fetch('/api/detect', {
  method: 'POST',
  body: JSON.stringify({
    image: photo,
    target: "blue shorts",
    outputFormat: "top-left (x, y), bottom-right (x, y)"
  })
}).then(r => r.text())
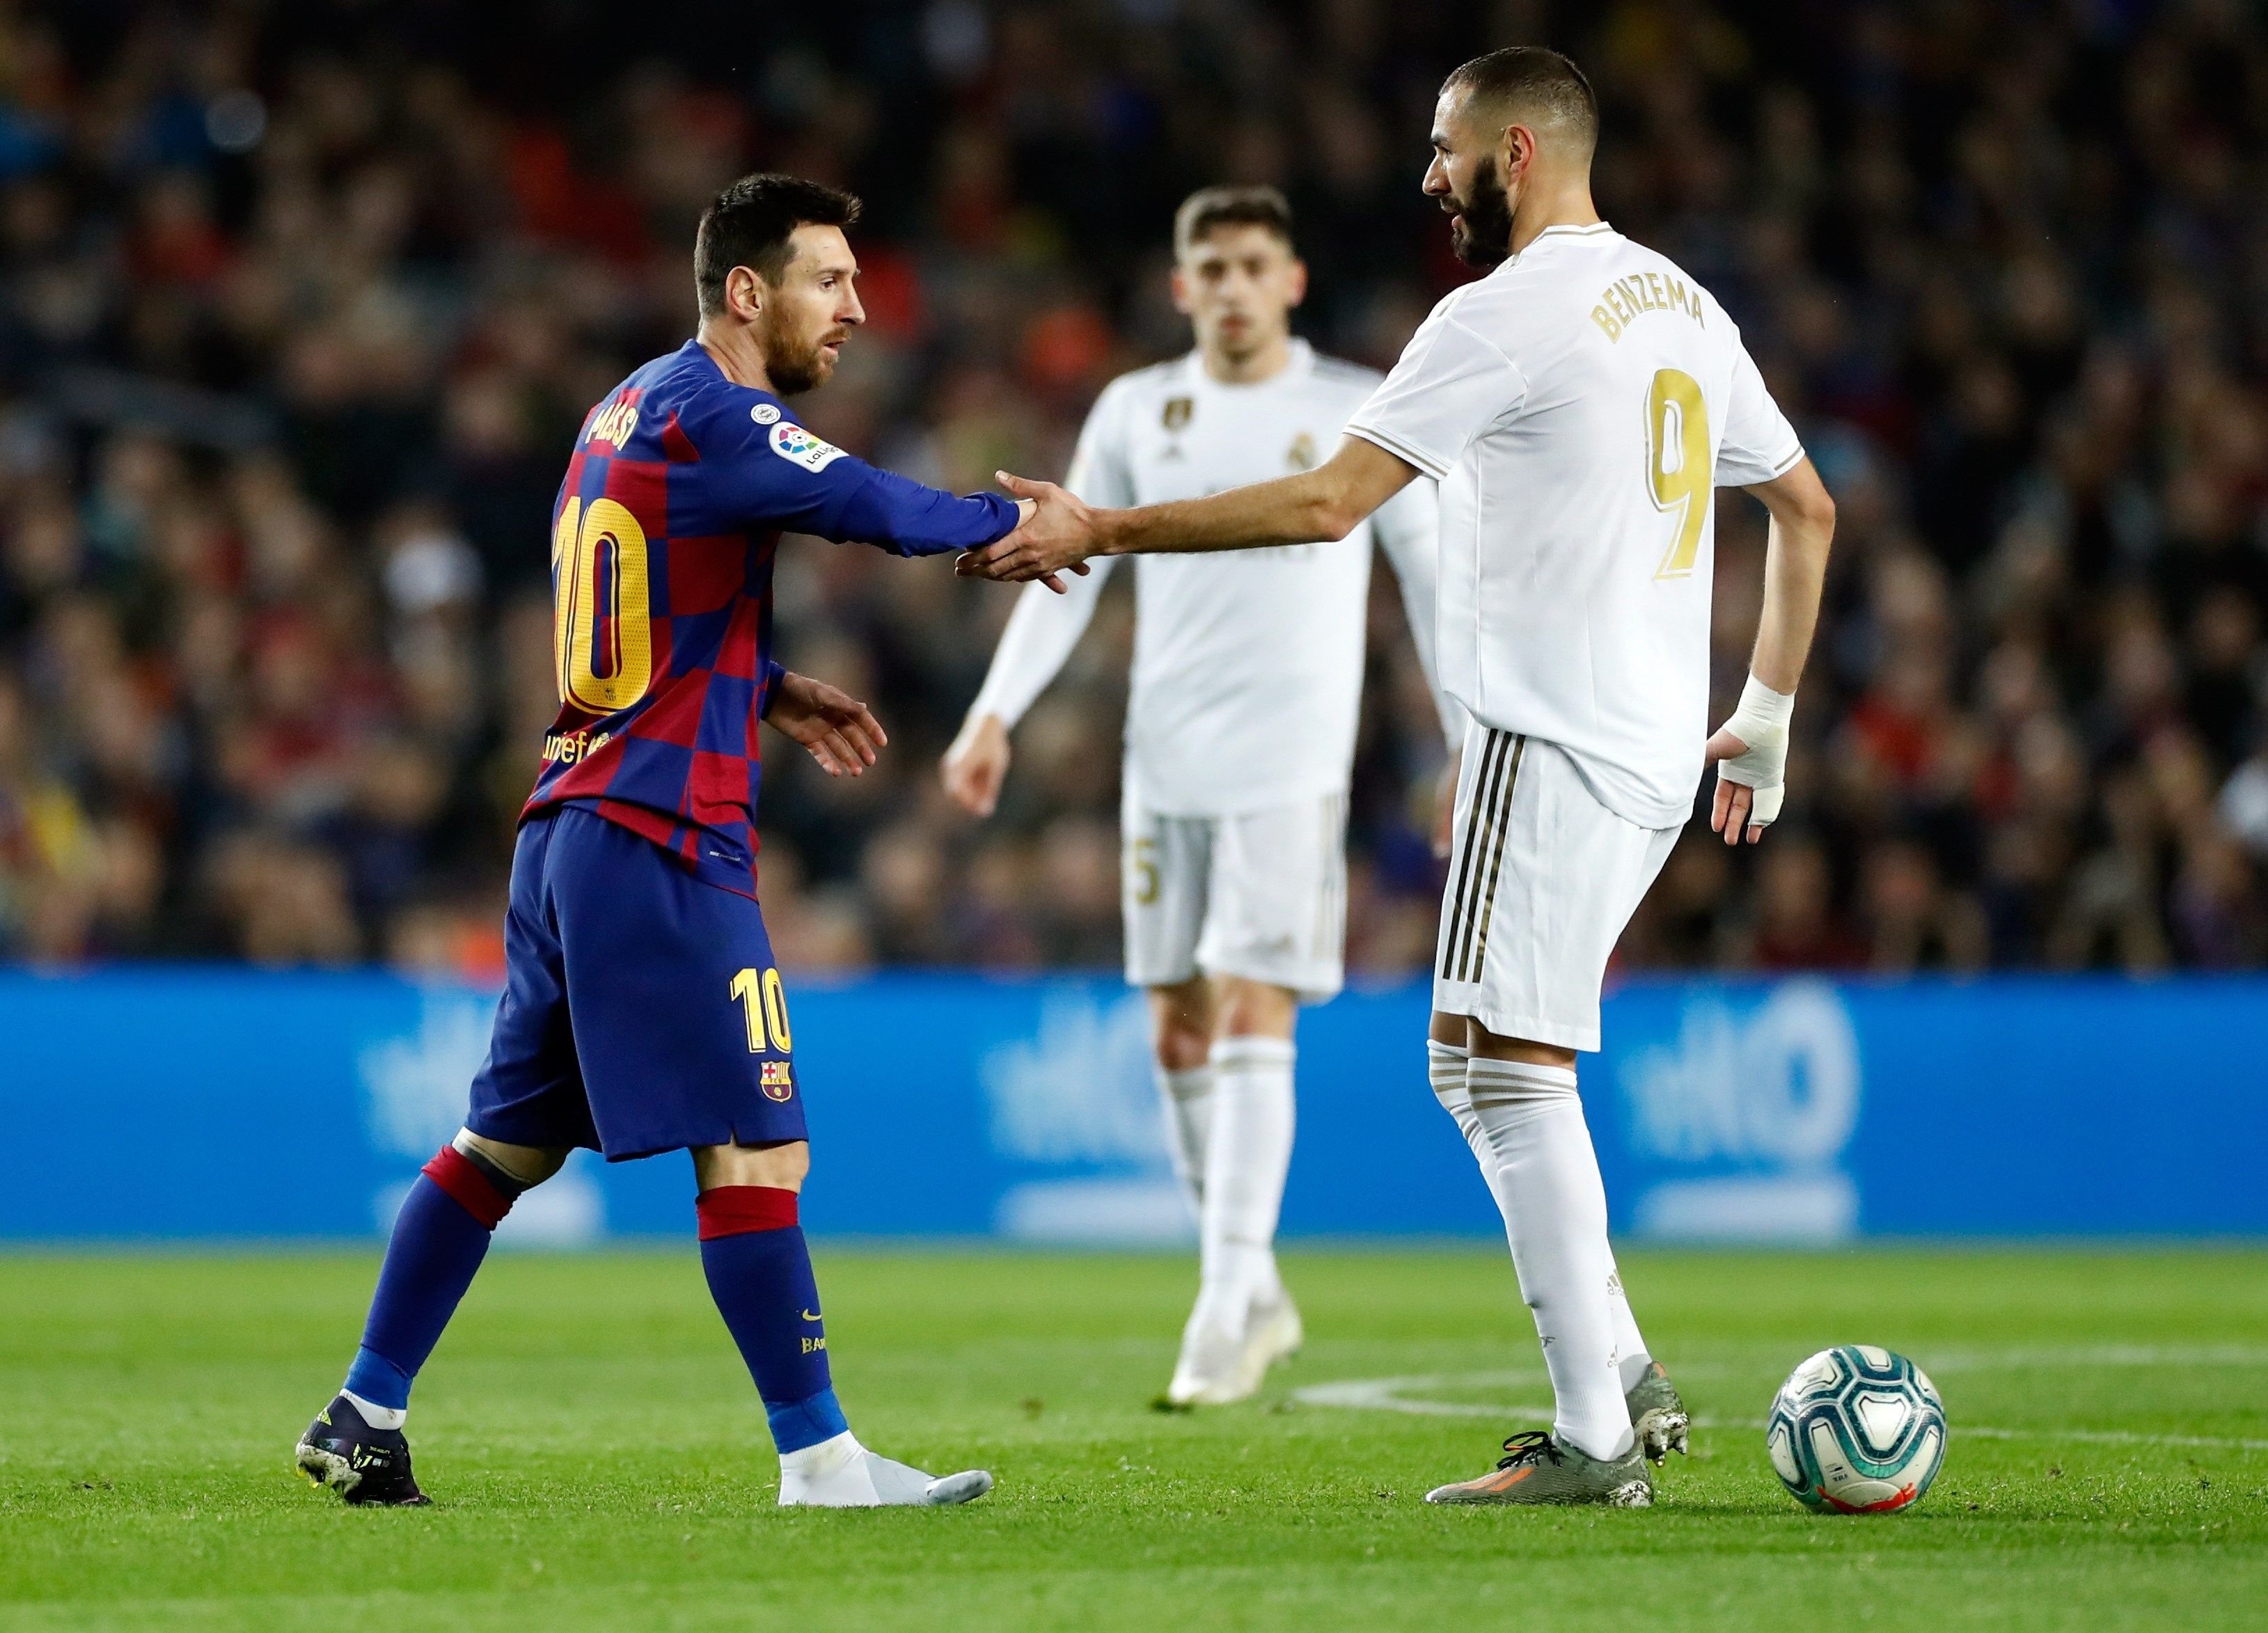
top-left (465, 806), bottom-right (806, 1160)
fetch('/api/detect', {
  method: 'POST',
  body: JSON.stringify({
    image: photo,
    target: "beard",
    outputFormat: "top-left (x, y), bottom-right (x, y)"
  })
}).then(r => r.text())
top-left (759, 308), bottom-right (843, 396)
top-left (1449, 157), bottom-right (1515, 268)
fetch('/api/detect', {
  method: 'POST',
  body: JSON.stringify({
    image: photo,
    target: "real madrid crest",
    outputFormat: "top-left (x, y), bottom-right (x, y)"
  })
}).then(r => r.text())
top-left (1162, 397), bottom-right (1193, 432)
top-left (1286, 432), bottom-right (1316, 471)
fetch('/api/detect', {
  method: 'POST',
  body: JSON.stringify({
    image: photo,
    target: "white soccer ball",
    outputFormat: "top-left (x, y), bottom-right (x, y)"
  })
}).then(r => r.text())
top-left (1765, 1345), bottom-right (1946, 1514)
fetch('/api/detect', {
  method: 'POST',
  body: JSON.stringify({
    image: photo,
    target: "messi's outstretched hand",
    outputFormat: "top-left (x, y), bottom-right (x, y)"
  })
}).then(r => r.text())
top-left (958, 473), bottom-right (1098, 592)
top-left (767, 670), bottom-right (886, 778)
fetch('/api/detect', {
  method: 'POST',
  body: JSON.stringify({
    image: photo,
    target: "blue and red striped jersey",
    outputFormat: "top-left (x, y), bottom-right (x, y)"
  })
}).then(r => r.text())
top-left (524, 340), bottom-right (1019, 894)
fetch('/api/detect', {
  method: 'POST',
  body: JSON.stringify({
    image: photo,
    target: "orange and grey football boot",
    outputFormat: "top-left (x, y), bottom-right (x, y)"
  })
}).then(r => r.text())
top-left (1424, 1429), bottom-right (1653, 1507)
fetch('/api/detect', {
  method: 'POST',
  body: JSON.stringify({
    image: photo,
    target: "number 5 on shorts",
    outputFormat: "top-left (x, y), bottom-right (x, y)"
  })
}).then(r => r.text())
top-left (1131, 837), bottom-right (1160, 906)
top-left (729, 967), bottom-right (794, 1053)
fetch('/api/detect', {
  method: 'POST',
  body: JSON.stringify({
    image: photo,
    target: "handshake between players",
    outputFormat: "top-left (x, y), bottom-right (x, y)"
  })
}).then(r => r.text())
top-left (961, 448), bottom-right (1811, 850)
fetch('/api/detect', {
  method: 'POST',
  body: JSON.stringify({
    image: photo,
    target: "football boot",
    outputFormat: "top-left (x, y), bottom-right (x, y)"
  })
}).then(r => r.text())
top-left (778, 1433), bottom-right (992, 1507)
top-left (1161, 1288), bottom-right (1302, 1407)
top-left (294, 1394), bottom-right (430, 1506)
top-left (1424, 1430), bottom-right (1653, 1507)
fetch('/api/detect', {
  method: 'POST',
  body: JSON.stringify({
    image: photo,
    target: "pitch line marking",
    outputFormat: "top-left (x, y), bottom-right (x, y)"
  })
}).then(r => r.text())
top-left (1291, 1371), bottom-right (2268, 1453)
top-left (1295, 1372), bottom-right (1538, 1419)
top-left (1911, 1344), bottom-right (2268, 1373)
top-left (1571, 1344), bottom-right (2268, 1378)
top-left (1325, 1346), bottom-right (2268, 1389)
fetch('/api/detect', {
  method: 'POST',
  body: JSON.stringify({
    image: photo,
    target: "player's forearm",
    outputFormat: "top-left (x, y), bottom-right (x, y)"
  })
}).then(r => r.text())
top-left (1747, 507), bottom-right (1832, 694)
top-left (1091, 467), bottom-right (1352, 558)
top-left (840, 469), bottom-right (1021, 557)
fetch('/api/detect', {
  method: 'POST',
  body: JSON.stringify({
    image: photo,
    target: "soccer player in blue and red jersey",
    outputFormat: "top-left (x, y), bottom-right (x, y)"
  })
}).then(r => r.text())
top-left (296, 175), bottom-right (1037, 1509)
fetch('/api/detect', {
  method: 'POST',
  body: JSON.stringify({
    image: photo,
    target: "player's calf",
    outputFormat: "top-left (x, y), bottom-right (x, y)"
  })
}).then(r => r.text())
top-left (1149, 977), bottom-right (1219, 1209)
top-left (295, 1133), bottom-right (559, 1505)
top-left (692, 1162), bottom-right (993, 1508)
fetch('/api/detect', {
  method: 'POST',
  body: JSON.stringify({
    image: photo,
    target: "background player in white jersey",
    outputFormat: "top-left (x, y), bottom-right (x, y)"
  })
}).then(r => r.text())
top-left (961, 48), bottom-right (1838, 1504)
top-left (940, 187), bottom-right (1463, 1407)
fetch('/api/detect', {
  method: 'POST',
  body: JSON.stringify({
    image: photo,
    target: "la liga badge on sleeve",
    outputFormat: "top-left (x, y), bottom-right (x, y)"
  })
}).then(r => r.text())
top-left (769, 421), bottom-right (846, 471)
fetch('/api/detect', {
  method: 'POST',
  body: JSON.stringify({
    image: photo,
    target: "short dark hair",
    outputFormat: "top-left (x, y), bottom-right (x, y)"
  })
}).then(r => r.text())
top-left (1442, 47), bottom-right (1599, 157)
top-left (1172, 184), bottom-right (1296, 258)
top-left (695, 173), bottom-right (863, 317)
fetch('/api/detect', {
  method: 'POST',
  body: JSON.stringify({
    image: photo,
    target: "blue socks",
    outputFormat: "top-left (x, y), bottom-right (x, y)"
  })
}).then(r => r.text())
top-left (337, 1160), bottom-right (846, 1457)
top-left (696, 1186), bottom-right (848, 1453)
top-left (342, 1146), bottom-right (521, 1413)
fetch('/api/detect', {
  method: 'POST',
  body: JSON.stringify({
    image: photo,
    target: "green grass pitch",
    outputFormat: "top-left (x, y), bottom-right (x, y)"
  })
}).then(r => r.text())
top-left (1, 1246), bottom-right (2263, 1630)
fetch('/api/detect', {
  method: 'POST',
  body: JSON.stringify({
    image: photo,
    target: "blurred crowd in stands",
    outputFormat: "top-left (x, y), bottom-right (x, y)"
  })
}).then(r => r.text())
top-left (1, 0), bottom-right (2265, 977)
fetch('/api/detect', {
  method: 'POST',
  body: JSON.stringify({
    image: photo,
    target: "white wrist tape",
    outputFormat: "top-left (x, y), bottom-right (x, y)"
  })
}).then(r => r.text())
top-left (1714, 675), bottom-right (1795, 826)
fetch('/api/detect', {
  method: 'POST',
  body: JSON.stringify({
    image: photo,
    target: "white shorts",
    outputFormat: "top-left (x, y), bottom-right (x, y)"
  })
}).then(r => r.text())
top-left (1433, 725), bottom-right (1680, 1052)
top-left (1122, 787), bottom-right (1348, 1003)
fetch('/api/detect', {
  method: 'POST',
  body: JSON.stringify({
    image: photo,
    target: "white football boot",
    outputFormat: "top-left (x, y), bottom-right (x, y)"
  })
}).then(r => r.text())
top-left (1163, 1288), bottom-right (1304, 1407)
top-left (777, 1431), bottom-right (993, 1507)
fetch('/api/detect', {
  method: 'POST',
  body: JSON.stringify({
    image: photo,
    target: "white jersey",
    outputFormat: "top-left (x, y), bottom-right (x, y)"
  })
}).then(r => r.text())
top-left (970, 340), bottom-right (1462, 816)
top-left (1346, 223), bottom-right (1804, 828)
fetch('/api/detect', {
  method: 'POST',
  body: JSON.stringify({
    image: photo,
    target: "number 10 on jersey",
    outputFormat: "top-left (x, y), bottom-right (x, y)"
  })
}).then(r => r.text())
top-left (1645, 368), bottom-right (1710, 580)
top-left (553, 495), bottom-right (654, 712)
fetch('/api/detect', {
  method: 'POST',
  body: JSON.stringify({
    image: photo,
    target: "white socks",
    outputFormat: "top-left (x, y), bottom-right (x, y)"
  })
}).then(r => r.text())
top-left (1428, 1041), bottom-right (1491, 1179)
top-left (1442, 1050), bottom-right (1637, 1462)
top-left (1195, 1036), bottom-right (1296, 1320)
top-left (340, 1389), bottom-right (406, 1430)
top-left (1156, 1064), bottom-right (1216, 1210)
top-left (1160, 1034), bottom-right (1298, 1399)
top-left (1606, 1263), bottom-right (1652, 1394)
top-left (1430, 1039), bottom-right (1653, 1392)
top-left (1156, 1040), bottom-right (1298, 1307)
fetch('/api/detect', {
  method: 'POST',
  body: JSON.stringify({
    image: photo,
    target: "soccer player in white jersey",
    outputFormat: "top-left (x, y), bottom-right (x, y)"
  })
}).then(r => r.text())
top-left (961, 47), bottom-right (1837, 1505)
top-left (941, 186), bottom-right (1463, 1407)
